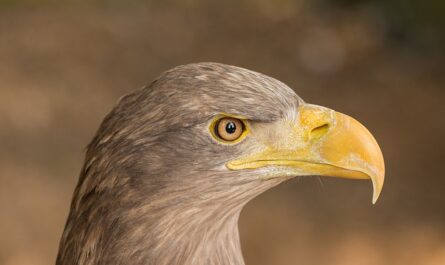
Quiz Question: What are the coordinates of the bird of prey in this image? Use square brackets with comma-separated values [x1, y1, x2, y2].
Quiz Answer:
[56, 62, 384, 265]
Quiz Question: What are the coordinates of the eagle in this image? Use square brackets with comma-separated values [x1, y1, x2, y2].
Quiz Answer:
[56, 62, 384, 265]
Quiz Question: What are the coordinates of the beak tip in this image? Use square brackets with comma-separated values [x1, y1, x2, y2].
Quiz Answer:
[371, 174, 384, 204]
[372, 195, 378, 205]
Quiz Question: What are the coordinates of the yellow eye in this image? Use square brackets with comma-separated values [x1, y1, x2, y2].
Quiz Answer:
[214, 117, 245, 142]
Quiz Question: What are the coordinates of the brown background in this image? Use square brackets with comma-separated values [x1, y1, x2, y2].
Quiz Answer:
[1, 1, 444, 265]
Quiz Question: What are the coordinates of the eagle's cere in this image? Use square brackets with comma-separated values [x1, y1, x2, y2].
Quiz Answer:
[56, 63, 385, 265]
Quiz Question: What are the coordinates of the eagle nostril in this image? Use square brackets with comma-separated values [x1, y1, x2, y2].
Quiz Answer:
[310, 123, 330, 139]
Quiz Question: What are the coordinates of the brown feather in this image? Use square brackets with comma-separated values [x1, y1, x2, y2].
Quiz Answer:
[56, 63, 301, 265]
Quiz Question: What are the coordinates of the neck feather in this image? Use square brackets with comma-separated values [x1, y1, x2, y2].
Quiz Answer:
[57, 170, 285, 265]
[146, 206, 245, 265]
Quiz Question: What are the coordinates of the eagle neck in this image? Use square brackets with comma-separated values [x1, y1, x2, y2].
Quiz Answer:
[142, 200, 246, 265]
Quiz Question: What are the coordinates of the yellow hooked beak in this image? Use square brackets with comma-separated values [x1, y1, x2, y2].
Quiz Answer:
[227, 104, 385, 204]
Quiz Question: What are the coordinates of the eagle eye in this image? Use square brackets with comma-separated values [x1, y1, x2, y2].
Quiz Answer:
[211, 117, 247, 143]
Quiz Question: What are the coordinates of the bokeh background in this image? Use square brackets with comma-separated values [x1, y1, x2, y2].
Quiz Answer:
[1, 0, 444, 264]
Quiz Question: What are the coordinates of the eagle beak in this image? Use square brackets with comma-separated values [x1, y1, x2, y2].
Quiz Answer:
[227, 104, 385, 204]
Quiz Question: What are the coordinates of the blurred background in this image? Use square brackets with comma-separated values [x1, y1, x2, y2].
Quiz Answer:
[1, 0, 444, 264]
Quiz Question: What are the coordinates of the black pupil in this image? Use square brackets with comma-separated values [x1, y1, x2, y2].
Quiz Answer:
[225, 122, 237, 134]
